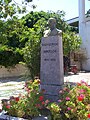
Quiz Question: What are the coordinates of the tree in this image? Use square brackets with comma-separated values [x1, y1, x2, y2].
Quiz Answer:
[0, 8, 81, 78]
[63, 32, 81, 56]
[0, 17, 25, 67]
[0, 0, 35, 19]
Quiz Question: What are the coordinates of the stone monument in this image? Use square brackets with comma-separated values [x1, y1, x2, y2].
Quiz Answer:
[40, 18, 64, 101]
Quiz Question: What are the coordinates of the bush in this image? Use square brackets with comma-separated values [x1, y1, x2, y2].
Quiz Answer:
[0, 46, 23, 67]
[2, 79, 49, 119]
[2, 80, 90, 120]
[49, 81, 90, 120]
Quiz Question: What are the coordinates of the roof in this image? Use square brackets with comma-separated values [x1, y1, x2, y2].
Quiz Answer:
[67, 16, 90, 27]
[67, 17, 79, 27]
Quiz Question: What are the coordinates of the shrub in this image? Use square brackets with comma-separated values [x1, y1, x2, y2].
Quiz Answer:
[57, 81, 90, 120]
[0, 46, 23, 67]
[2, 79, 49, 119]
[47, 102, 61, 120]
[2, 80, 90, 120]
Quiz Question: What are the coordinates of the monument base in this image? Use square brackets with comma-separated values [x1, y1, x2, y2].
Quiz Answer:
[44, 94, 59, 102]
[40, 84, 63, 102]
[40, 36, 64, 102]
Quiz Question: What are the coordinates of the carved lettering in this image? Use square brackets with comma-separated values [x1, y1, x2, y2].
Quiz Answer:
[42, 43, 58, 46]
[44, 58, 56, 61]
[44, 59, 49, 61]
[43, 50, 56, 53]
[50, 59, 56, 61]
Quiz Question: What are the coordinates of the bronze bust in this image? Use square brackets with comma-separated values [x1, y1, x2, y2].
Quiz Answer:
[44, 18, 62, 37]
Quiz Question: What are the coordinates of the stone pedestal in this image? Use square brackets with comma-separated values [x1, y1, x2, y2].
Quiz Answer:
[40, 36, 64, 101]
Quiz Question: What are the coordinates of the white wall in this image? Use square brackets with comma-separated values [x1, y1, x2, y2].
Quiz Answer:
[78, 0, 90, 71]
[82, 19, 90, 70]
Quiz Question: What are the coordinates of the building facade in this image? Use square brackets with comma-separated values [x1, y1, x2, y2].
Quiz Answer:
[67, 0, 90, 71]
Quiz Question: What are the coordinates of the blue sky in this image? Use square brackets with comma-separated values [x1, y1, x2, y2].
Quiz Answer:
[15, 0, 90, 20]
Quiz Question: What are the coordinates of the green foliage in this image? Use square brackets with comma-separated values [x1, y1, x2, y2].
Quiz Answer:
[57, 81, 90, 120]
[0, 11, 81, 79]
[0, 45, 23, 67]
[2, 79, 90, 120]
[48, 103, 61, 120]
[2, 79, 49, 119]
[0, 0, 34, 19]
[63, 32, 82, 56]
[0, 18, 26, 67]
[23, 17, 47, 79]
[45, 81, 90, 120]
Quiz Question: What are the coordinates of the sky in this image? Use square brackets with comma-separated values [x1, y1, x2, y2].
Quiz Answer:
[15, 0, 90, 20]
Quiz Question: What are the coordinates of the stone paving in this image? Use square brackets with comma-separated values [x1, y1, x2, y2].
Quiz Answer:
[0, 76, 26, 107]
[64, 71, 90, 85]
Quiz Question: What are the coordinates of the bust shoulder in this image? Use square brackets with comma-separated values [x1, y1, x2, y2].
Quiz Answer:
[44, 28, 62, 37]
[55, 28, 62, 34]
[43, 29, 51, 37]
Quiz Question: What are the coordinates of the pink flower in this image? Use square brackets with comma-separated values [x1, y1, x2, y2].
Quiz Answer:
[67, 107, 71, 110]
[58, 99, 62, 102]
[63, 87, 69, 91]
[79, 89, 85, 93]
[81, 80, 88, 86]
[80, 94, 84, 98]
[66, 97, 70, 101]
[59, 90, 63, 93]
[45, 100, 49, 104]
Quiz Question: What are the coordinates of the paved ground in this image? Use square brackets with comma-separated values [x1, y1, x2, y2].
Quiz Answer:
[64, 71, 90, 85]
[0, 71, 90, 108]
[0, 76, 26, 108]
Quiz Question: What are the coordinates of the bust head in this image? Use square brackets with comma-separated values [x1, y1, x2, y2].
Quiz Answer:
[48, 18, 56, 30]
[43, 18, 62, 37]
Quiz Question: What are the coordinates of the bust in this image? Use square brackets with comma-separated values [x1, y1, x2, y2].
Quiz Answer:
[44, 18, 62, 37]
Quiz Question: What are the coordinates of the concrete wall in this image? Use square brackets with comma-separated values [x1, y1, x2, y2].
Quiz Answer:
[80, 19, 90, 71]
[0, 64, 29, 78]
[78, 0, 90, 71]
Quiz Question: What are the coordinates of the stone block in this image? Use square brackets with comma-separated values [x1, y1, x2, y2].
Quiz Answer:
[40, 84, 63, 96]
[40, 36, 64, 85]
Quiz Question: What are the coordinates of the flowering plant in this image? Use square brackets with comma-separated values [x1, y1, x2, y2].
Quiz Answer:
[57, 81, 90, 120]
[1, 79, 90, 120]
[23, 79, 48, 118]
[2, 96, 25, 117]
[47, 102, 61, 120]
[2, 79, 49, 119]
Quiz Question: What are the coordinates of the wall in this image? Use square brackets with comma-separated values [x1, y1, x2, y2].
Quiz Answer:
[80, 18, 90, 71]
[0, 64, 29, 78]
